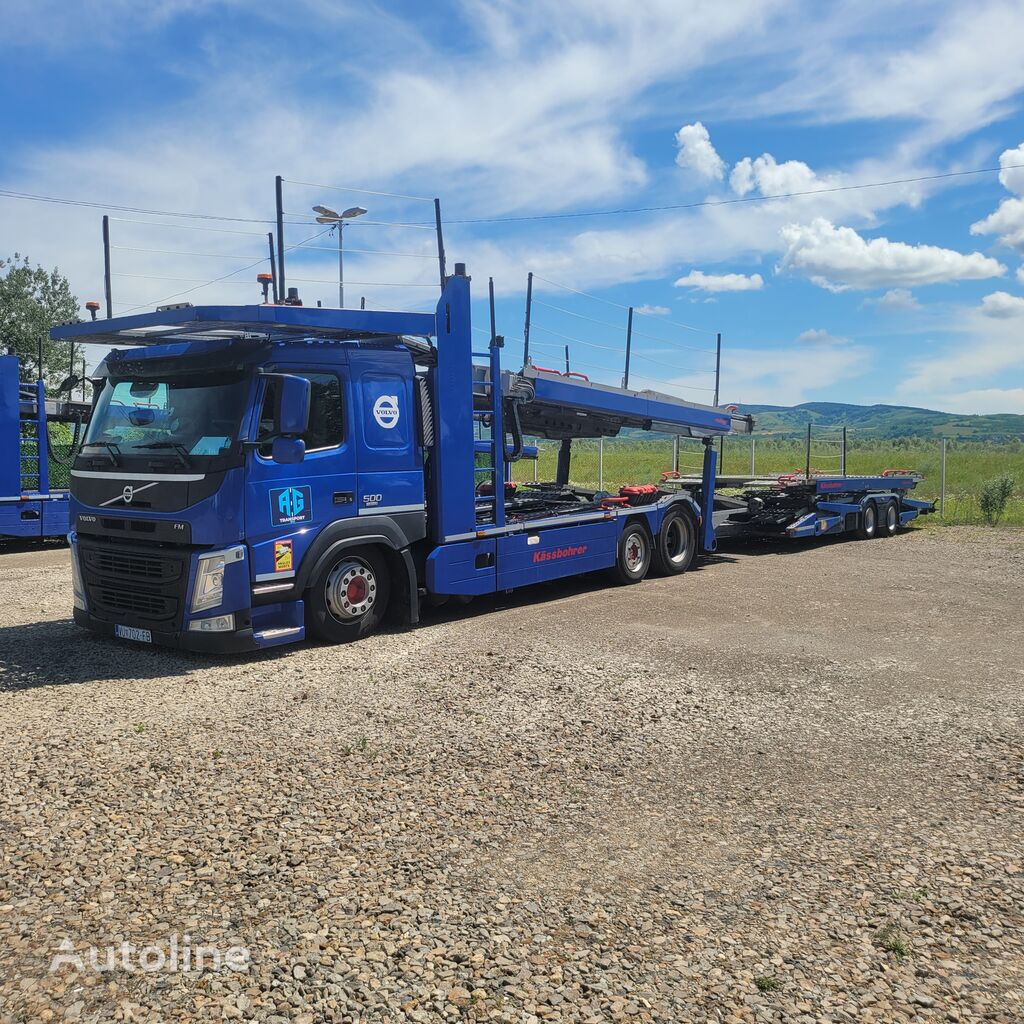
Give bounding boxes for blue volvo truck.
[51,265,930,652]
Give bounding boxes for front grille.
[91,585,178,621]
[79,539,189,628]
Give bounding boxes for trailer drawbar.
[50,266,932,652]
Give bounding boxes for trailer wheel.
[306,547,390,643]
[880,498,899,537]
[856,501,877,540]
[610,522,651,585]
[653,508,696,575]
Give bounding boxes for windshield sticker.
[273,540,293,573]
[190,436,231,455]
[270,485,313,526]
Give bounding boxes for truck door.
[349,350,424,517]
[244,370,356,586]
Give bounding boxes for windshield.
[83,371,250,464]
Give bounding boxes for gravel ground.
[1,526,1023,1023]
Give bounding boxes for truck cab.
[64,312,430,651]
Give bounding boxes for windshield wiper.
[131,441,191,469]
[81,441,121,466]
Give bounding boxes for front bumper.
[73,607,260,654]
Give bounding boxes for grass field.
[509,437,1024,527]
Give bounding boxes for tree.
[0,253,82,393]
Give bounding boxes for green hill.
[739,402,1024,441]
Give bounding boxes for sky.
[2,0,1024,414]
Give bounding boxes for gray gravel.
[1,526,1023,1023]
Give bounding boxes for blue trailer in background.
[50,265,932,653]
[0,355,90,541]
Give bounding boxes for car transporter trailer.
[50,264,933,652]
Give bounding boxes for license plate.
[115,624,152,644]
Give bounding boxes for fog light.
[188,614,235,633]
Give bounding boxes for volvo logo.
[99,481,159,508]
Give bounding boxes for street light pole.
[312,204,367,308]
[337,222,344,309]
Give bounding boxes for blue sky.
[2,0,1024,413]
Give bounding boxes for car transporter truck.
[50,264,933,653]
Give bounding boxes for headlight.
[188,614,235,633]
[69,540,87,611]
[191,546,245,613]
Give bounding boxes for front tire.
[306,547,390,643]
[653,508,697,575]
[610,522,652,585]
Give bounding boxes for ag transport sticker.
[270,485,313,526]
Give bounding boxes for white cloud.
[979,290,1024,317]
[635,304,670,315]
[997,141,1024,194]
[730,153,824,197]
[970,144,1024,251]
[866,288,920,311]
[778,218,1006,290]
[674,270,764,292]
[1018,267,1024,285]
[907,388,1024,415]
[672,339,869,406]
[898,291,1024,406]
[674,122,725,180]
[750,2,1024,149]
[798,328,848,345]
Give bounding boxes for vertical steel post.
[360,296,366,310]
[701,439,718,552]
[36,378,49,495]
[805,422,812,479]
[623,306,634,388]
[275,175,286,298]
[940,437,947,517]
[564,345,570,374]
[713,331,721,406]
[102,215,113,318]
[488,277,505,528]
[267,233,278,303]
[523,271,533,368]
[718,434,724,474]
[750,436,756,477]
[81,358,87,401]
[434,198,447,290]
[841,425,847,476]
[533,454,538,482]
[672,435,680,474]
[599,437,604,491]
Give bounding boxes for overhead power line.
[3,162,1020,230]
[448,163,1024,224]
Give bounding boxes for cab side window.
[257,372,344,456]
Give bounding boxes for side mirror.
[276,374,310,437]
[271,436,305,465]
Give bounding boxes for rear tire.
[609,522,652,585]
[880,498,899,537]
[306,547,390,642]
[653,507,697,575]
[856,501,877,540]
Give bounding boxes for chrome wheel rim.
[864,506,876,535]
[887,504,898,531]
[325,558,377,621]
[624,532,648,573]
[665,517,692,565]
